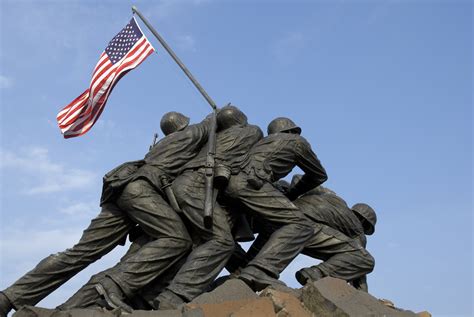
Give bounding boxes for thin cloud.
[0,146,97,194]
[59,201,98,217]
[0,226,131,308]
[272,32,306,65]
[0,75,13,89]
[176,34,197,51]
[0,226,84,286]
[144,0,186,21]
[0,227,83,261]
[144,0,212,20]
[367,1,393,25]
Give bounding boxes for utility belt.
[185,163,239,189]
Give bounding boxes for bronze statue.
[154,105,263,309]
[0,110,381,315]
[221,117,328,291]
[0,6,384,315]
[228,177,376,292]
[0,111,213,316]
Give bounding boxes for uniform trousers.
[2,179,190,309]
[224,172,314,279]
[163,170,235,301]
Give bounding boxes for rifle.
[133,6,220,228]
[203,108,217,229]
[149,132,158,151]
[160,175,182,213]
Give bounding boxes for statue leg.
[58,234,153,310]
[104,179,193,299]
[156,170,235,305]
[1,203,132,309]
[135,255,187,309]
[298,224,375,285]
[225,175,314,290]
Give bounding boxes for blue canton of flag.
[105,18,143,64]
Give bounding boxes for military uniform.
[57,232,154,310]
[223,130,328,289]
[1,115,212,311]
[294,189,375,290]
[158,121,263,303]
[234,184,375,290]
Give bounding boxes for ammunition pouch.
[214,164,231,189]
[245,166,271,190]
[103,160,146,188]
[100,160,145,205]
[247,177,264,190]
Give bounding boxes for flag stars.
[105,20,144,64]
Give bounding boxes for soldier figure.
[222,117,328,291]
[0,111,213,316]
[230,177,376,292]
[282,177,376,290]
[152,105,263,309]
[0,110,379,315]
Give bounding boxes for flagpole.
[132,5,217,111]
[133,5,218,228]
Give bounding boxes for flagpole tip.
[132,5,138,13]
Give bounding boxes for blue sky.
[0,0,472,316]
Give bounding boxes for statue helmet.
[217,104,248,131]
[351,203,377,235]
[160,111,190,136]
[267,117,301,135]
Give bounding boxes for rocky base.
[13,277,430,317]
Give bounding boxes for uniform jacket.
[100,116,213,205]
[243,132,328,195]
[294,186,364,239]
[182,124,263,173]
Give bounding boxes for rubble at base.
[13,277,430,317]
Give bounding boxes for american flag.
[57,17,155,138]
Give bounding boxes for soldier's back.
[295,188,364,238]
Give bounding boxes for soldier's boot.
[94,277,133,313]
[295,266,324,286]
[153,290,185,310]
[238,265,286,292]
[0,292,13,317]
[350,275,368,292]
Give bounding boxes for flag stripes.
[57,17,155,138]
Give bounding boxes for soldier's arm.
[190,110,219,142]
[187,111,218,145]
[287,138,328,200]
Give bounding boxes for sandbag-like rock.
[191,279,257,305]
[260,288,311,317]
[186,299,258,317]
[302,277,417,317]
[229,298,275,317]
